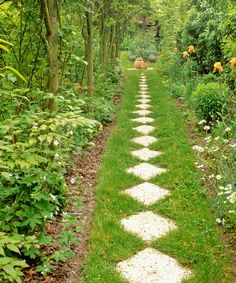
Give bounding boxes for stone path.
[116,73,192,282]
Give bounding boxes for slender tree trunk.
[40,0,59,97]
[85,4,94,112]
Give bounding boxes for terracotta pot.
[141,61,148,70]
[134,57,144,69]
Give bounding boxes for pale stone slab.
[121,211,176,242]
[117,248,192,283]
[134,125,155,135]
[140,87,148,91]
[139,84,148,87]
[124,182,170,206]
[132,110,152,116]
[131,148,161,161]
[135,104,152,110]
[139,91,149,95]
[137,99,151,104]
[132,136,157,147]
[137,95,150,99]
[131,117,154,124]
[127,163,166,180]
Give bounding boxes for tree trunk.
[41,0,59,97]
[85,5,94,112]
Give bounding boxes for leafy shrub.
[92,97,115,124]
[128,53,137,62]
[191,82,230,124]
[0,111,98,235]
[148,53,157,62]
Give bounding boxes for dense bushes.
[191,82,229,124]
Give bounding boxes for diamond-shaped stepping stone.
[139,84,148,87]
[135,104,151,110]
[127,163,166,180]
[117,248,192,283]
[138,99,151,104]
[124,182,170,206]
[131,117,154,124]
[140,88,148,91]
[121,211,176,242]
[132,136,157,147]
[137,94,150,99]
[139,91,148,94]
[131,148,161,161]
[132,110,152,116]
[134,125,155,135]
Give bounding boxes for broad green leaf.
[0,39,13,46]
[6,244,21,255]
[0,44,10,53]
[3,66,26,82]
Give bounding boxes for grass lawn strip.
[81,68,231,283]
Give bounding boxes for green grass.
[80,66,232,282]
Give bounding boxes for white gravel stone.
[137,95,151,100]
[131,117,154,124]
[137,99,151,104]
[135,104,152,110]
[140,87,148,91]
[131,148,161,161]
[139,91,149,95]
[117,248,192,283]
[124,182,170,206]
[134,125,155,135]
[132,136,157,147]
[121,211,176,242]
[132,110,152,116]
[127,163,166,180]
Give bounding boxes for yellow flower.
[213,62,224,73]
[188,45,195,53]
[182,51,189,58]
[230,57,236,69]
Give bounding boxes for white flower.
[210,146,219,152]
[227,192,236,204]
[43,176,46,180]
[209,174,215,179]
[225,184,232,191]
[197,164,204,168]
[198,119,206,125]
[225,127,231,132]
[223,139,228,143]
[214,136,220,140]
[50,194,57,201]
[192,145,204,152]
[55,153,60,159]
[203,125,210,131]
[70,178,75,185]
[215,175,222,180]
[216,218,222,224]
[53,140,60,146]
[228,210,235,214]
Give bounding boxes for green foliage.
[0,232,37,283]
[191,82,230,124]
